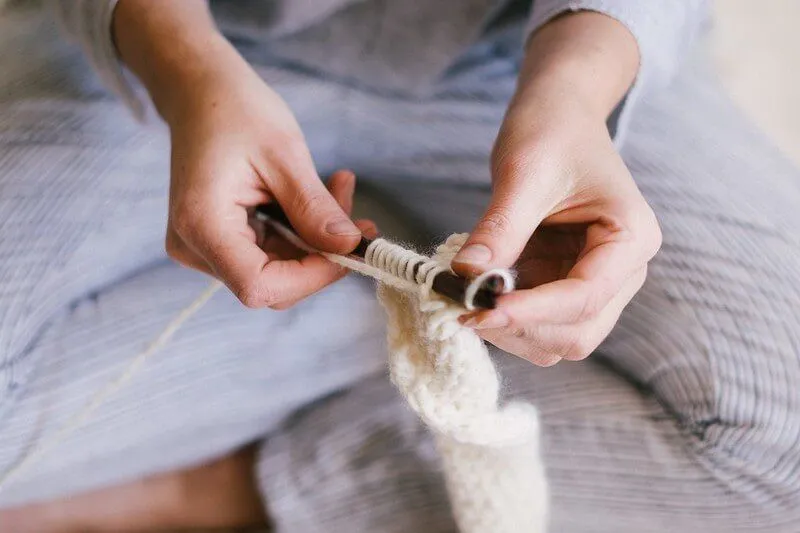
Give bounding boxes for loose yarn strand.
[0,280,224,492]
[0,232,548,533]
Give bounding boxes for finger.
[473,267,647,364]
[556,267,647,361]
[218,236,347,308]
[354,218,379,240]
[326,170,356,216]
[452,152,561,276]
[256,171,358,260]
[549,208,657,321]
[463,306,571,366]
[478,322,565,367]
[507,242,636,324]
[268,165,360,255]
[477,210,655,325]
[173,194,337,308]
[252,218,379,310]
[165,227,215,277]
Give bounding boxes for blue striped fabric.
[1,5,800,533]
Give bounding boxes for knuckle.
[258,133,315,182]
[277,136,310,165]
[631,205,662,259]
[270,300,297,311]
[521,347,561,367]
[235,288,261,309]
[234,281,278,309]
[170,208,197,241]
[633,266,648,291]
[561,332,596,361]
[164,232,182,260]
[291,188,333,220]
[575,286,603,322]
[510,324,531,340]
[536,353,562,367]
[258,134,308,174]
[476,205,515,238]
[641,208,663,258]
[492,144,537,181]
[649,221,663,258]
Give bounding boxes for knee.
[653,341,800,508]
[608,275,800,506]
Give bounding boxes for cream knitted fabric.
[376,234,549,533]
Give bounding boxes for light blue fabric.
[2,3,800,533]
[53,0,709,133]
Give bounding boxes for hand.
[164,46,375,308]
[114,2,372,308]
[453,12,661,366]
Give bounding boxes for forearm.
[516,11,640,122]
[112,0,245,124]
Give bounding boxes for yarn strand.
[0,280,224,491]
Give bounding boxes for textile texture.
[0,4,799,533]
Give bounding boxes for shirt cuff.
[525,0,709,146]
[53,0,149,120]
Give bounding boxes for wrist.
[515,11,640,121]
[149,36,250,127]
[112,0,244,125]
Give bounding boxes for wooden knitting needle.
[254,203,506,309]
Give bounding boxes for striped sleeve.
[526,0,711,144]
[53,0,148,119]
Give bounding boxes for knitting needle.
[253,203,506,309]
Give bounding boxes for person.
[1,0,799,531]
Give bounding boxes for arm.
[53,0,146,117]
[454,12,666,365]
[54,0,369,308]
[110,0,223,123]
[526,0,710,143]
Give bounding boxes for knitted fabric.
[375,234,549,533]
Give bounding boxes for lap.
[0,262,386,507]
[310,55,800,531]
[0,9,387,506]
[607,54,800,503]
[3,9,799,527]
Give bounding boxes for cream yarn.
[249,221,550,530]
[376,234,549,533]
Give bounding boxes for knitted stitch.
[377,234,549,533]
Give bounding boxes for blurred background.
[710,0,799,165]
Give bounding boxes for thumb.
[270,169,361,255]
[453,177,550,276]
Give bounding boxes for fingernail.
[363,224,380,240]
[326,219,361,236]
[454,244,492,265]
[462,317,478,328]
[473,312,509,330]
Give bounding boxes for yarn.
[0,280,224,491]
[378,234,548,533]
[265,220,516,310]
[0,232,548,533]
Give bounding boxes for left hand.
[453,12,662,366]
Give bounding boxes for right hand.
[161,38,373,309]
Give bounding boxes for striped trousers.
[1,8,800,533]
